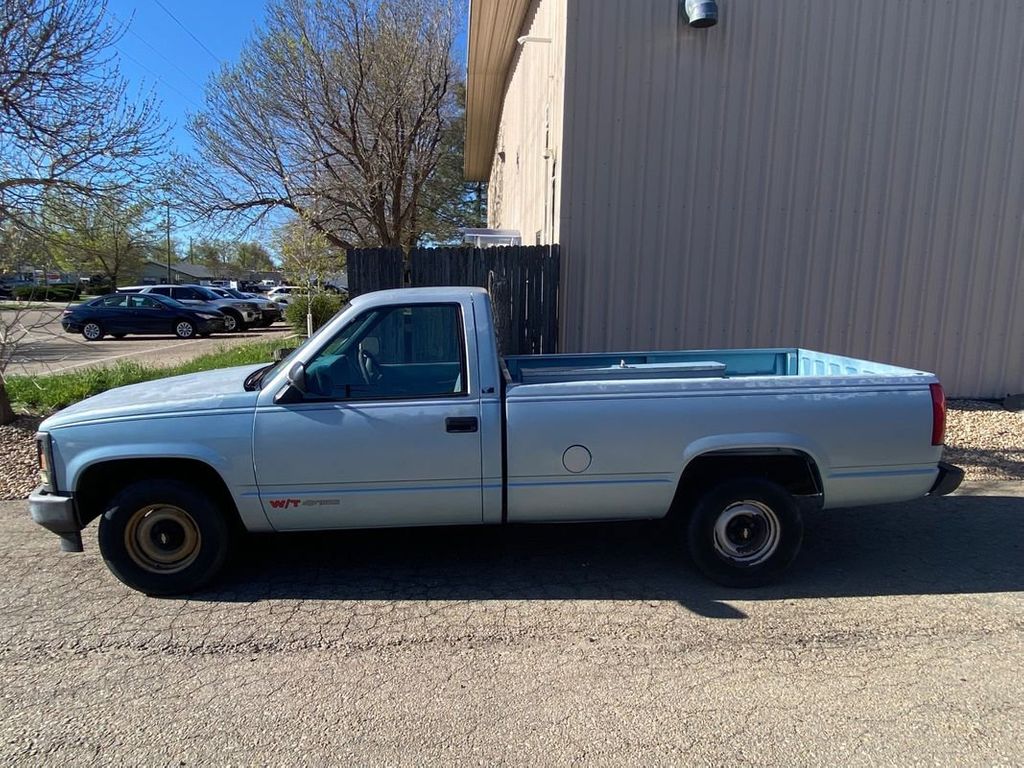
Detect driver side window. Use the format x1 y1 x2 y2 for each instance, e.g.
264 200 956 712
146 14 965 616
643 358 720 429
304 303 467 400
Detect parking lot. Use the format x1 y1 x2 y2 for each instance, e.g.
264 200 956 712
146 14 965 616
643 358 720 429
4 304 293 377
1 485 1021 764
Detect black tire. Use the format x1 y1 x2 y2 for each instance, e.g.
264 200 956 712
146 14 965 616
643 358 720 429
174 319 196 339
98 479 230 595
221 311 241 332
686 478 803 588
81 321 104 341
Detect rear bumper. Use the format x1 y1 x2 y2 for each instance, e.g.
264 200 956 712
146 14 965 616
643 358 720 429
929 461 965 496
28 485 84 552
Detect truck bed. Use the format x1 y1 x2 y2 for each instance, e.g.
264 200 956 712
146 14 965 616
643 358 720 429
503 348 930 386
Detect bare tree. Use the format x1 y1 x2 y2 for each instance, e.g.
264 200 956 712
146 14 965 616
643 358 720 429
0 0 166 228
0 0 167 423
179 0 458 250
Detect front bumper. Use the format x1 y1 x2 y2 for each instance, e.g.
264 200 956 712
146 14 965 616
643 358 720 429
929 461 965 497
28 485 83 552
240 309 261 323
197 317 226 334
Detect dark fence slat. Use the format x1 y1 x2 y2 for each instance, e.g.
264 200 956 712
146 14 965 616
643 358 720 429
348 244 559 355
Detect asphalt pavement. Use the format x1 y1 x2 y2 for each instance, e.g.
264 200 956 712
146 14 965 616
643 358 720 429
1 484 1021 765
2 306 292 376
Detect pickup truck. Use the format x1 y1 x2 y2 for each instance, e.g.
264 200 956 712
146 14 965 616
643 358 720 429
29 287 963 595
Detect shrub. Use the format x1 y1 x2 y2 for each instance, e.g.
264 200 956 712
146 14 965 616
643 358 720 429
12 283 82 302
285 292 345 335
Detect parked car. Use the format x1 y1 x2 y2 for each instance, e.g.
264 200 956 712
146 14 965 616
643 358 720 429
265 285 306 307
60 292 226 340
119 284 261 332
207 286 282 327
30 287 962 595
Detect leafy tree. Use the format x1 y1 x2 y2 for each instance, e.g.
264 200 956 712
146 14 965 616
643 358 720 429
234 242 275 273
178 0 461 249
191 240 228 274
273 216 344 287
49 194 154 290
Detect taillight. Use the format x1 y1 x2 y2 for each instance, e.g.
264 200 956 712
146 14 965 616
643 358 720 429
930 383 946 446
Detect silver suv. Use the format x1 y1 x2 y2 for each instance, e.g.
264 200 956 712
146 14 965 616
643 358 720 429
120 284 261 332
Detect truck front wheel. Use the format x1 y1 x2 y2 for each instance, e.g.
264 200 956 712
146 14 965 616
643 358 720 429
97 479 230 595
686 478 803 587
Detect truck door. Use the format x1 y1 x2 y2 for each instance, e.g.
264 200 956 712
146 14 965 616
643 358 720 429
252 302 483 529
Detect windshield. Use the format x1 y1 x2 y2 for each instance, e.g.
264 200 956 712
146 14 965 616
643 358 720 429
193 286 222 301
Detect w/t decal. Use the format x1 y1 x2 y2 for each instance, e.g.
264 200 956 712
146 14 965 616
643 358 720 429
268 498 341 509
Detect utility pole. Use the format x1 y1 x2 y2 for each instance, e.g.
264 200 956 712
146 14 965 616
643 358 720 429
165 198 172 284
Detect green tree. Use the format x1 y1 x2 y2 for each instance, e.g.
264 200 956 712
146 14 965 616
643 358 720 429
50 194 154 289
234 242 275 273
190 240 228 274
273 216 343 287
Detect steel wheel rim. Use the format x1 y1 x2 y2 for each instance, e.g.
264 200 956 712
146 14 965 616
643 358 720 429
83 323 101 340
124 504 202 574
712 500 781 566
176 321 194 338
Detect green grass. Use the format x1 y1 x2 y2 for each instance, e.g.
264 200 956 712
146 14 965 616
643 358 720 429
6 338 299 414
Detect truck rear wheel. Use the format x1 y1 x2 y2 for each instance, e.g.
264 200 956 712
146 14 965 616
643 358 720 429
97 479 230 595
686 478 803 587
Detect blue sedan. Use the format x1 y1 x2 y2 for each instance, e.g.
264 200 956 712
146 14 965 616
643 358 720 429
61 293 226 341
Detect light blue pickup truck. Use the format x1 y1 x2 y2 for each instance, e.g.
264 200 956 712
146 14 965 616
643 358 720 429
29 287 962 594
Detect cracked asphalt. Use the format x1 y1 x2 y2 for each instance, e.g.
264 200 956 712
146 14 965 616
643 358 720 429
1 486 1022 765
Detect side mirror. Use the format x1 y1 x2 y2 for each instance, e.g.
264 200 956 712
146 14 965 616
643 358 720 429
286 361 306 394
272 347 292 363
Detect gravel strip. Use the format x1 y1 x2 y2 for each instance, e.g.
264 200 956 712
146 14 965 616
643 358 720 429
0 417 40 501
0 401 1020 502
944 399 1024 481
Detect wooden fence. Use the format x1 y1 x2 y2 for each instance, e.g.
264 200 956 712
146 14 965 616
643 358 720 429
347 245 560 356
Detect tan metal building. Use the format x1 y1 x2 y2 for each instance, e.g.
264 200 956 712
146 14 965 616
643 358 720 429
466 0 1024 398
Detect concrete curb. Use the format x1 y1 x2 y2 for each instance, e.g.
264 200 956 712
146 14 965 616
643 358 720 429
951 480 1024 497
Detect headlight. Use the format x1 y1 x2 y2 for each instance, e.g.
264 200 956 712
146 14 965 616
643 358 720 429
36 432 55 492
196 312 220 319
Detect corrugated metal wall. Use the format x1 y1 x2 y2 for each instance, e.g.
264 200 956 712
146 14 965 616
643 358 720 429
559 0 1024 397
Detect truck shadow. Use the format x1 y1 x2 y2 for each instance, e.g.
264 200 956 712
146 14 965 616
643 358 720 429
204 494 1024 619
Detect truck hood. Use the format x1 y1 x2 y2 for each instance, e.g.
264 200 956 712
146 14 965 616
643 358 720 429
41 364 264 429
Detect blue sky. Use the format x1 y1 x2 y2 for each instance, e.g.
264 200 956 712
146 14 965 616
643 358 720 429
106 0 264 155
107 0 468 158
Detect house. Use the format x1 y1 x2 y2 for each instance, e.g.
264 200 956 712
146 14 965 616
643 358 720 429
465 0 1024 398
131 259 214 286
